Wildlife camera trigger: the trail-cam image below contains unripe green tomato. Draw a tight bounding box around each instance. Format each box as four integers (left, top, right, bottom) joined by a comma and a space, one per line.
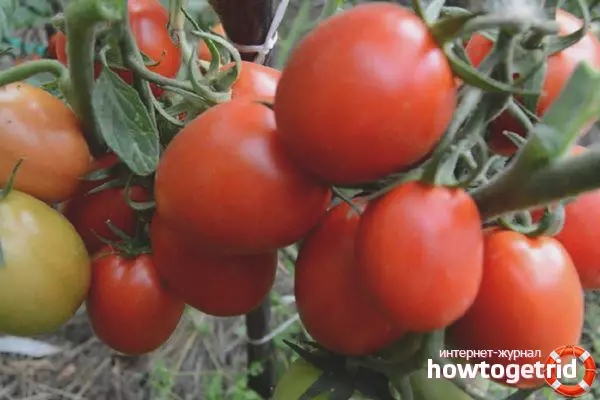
273, 358, 332, 400
0, 190, 91, 336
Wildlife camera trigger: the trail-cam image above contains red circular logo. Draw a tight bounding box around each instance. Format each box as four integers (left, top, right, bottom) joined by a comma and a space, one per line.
545, 345, 597, 398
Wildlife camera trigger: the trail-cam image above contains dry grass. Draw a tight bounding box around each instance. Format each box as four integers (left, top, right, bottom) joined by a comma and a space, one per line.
0, 265, 300, 400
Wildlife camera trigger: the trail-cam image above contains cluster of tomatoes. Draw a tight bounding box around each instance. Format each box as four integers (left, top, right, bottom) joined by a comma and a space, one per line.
2, 1, 600, 396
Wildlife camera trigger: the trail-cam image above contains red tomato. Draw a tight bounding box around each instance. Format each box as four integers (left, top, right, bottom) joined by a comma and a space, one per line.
355, 182, 483, 332
274, 3, 456, 184
0, 82, 91, 204
63, 153, 149, 255
197, 23, 226, 61
150, 216, 277, 317
536, 146, 600, 290
295, 200, 403, 355
466, 9, 600, 155
56, 0, 181, 95
229, 61, 280, 103
448, 230, 584, 388
87, 249, 185, 355
154, 99, 331, 254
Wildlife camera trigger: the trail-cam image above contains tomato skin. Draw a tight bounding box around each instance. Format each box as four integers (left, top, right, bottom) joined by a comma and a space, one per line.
295, 201, 402, 355
273, 358, 331, 400
62, 153, 149, 255
0, 82, 91, 204
56, 0, 181, 95
63, 185, 149, 256
274, 3, 456, 185
150, 216, 277, 317
87, 249, 184, 355
467, 10, 600, 155
0, 190, 91, 336
154, 99, 331, 254
530, 146, 600, 289
355, 182, 483, 332
197, 23, 226, 61
553, 189, 600, 290
229, 61, 280, 103
448, 230, 584, 389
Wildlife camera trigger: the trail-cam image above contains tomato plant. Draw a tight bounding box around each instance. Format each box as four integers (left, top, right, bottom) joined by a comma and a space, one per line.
86, 248, 185, 355
150, 216, 277, 317
0, 82, 91, 204
466, 9, 600, 155
295, 200, 403, 356
56, 0, 181, 94
62, 154, 150, 255
198, 23, 226, 61
448, 230, 584, 388
154, 99, 331, 254
0, 190, 91, 336
355, 181, 484, 332
274, 3, 456, 185
273, 358, 331, 400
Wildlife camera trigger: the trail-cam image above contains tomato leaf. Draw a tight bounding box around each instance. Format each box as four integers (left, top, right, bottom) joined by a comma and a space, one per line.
424, 0, 446, 22
92, 68, 160, 177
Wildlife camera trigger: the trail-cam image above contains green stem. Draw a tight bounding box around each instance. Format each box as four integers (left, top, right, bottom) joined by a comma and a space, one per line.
0, 60, 69, 87
65, 0, 126, 157
473, 148, 600, 219
168, 0, 192, 63
124, 55, 194, 93
473, 62, 600, 219
461, 16, 560, 38
395, 376, 414, 400
118, 6, 155, 124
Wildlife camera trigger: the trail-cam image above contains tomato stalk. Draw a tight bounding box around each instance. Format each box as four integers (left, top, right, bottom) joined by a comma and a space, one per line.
472, 62, 600, 219
64, 0, 127, 157
0, 60, 69, 89
118, 5, 155, 121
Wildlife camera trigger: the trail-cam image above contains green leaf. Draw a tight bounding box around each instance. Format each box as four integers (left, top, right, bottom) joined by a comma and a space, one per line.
92, 68, 160, 177
425, 0, 447, 23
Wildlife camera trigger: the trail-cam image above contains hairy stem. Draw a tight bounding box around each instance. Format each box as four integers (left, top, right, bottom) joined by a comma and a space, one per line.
0, 60, 68, 87
65, 0, 126, 156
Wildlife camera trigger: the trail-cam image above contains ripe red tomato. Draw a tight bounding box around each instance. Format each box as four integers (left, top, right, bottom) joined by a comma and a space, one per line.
466, 9, 600, 155
274, 3, 456, 185
448, 230, 584, 389
56, 0, 181, 95
0, 82, 91, 204
229, 61, 280, 103
87, 248, 185, 355
150, 216, 277, 317
295, 200, 402, 356
62, 154, 149, 255
154, 99, 331, 254
355, 181, 483, 332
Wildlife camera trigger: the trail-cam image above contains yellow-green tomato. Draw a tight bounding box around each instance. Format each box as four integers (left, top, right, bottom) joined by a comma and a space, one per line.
273, 358, 332, 400
0, 190, 91, 336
